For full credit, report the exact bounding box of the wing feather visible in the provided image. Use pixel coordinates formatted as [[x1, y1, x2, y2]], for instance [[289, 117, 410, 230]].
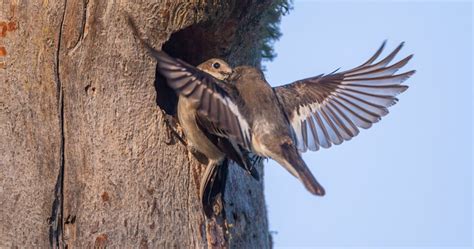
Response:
[[135, 38, 253, 149], [306, 116, 320, 151], [274, 42, 414, 152]]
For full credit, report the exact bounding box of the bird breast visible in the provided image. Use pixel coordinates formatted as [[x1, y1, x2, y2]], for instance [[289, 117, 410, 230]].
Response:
[[177, 97, 224, 161]]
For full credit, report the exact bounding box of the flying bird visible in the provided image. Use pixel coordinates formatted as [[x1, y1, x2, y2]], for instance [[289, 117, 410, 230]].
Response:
[[130, 20, 414, 210]]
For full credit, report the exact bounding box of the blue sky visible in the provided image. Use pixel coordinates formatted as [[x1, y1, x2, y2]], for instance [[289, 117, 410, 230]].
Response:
[[263, 1, 472, 248]]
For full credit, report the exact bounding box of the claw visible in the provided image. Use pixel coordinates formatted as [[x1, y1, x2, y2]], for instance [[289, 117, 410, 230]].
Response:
[[161, 112, 187, 146]]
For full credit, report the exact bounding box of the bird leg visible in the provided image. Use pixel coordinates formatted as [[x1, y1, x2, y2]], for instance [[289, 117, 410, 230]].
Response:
[[161, 112, 187, 146]]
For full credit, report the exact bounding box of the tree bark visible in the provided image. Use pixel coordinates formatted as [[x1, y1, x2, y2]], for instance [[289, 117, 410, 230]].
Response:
[[1, 0, 279, 248]]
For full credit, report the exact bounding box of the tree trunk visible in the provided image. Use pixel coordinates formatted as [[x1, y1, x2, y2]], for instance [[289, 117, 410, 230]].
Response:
[[1, 0, 283, 248]]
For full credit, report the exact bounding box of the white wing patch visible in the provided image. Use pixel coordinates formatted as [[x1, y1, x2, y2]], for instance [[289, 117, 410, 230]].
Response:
[[291, 103, 320, 152], [285, 42, 414, 153], [223, 96, 252, 148]]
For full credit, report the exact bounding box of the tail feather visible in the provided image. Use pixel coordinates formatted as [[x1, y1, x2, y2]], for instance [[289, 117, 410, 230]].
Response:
[[279, 143, 326, 196], [200, 159, 229, 217]]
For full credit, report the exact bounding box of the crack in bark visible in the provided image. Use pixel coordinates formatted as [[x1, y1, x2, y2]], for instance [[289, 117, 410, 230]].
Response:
[[71, 0, 89, 50], [49, 0, 68, 248]]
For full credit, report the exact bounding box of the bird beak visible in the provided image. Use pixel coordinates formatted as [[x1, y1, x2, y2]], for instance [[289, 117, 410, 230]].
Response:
[[223, 70, 233, 80]]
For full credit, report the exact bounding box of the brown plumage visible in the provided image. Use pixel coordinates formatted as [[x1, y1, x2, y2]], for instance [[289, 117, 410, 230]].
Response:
[[130, 20, 414, 211], [274, 41, 414, 151], [177, 58, 259, 217]]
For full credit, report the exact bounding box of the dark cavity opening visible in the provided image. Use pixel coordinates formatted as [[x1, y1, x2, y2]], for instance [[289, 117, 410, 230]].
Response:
[[154, 20, 238, 115]]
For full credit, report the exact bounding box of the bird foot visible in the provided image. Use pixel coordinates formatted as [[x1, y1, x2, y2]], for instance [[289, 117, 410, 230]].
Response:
[[162, 113, 187, 146]]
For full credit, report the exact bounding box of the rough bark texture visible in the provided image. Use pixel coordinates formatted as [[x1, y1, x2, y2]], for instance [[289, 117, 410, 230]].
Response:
[[1, 0, 277, 248]]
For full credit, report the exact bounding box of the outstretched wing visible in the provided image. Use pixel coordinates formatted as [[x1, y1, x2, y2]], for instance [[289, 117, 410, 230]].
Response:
[[133, 35, 252, 150], [274, 41, 415, 152]]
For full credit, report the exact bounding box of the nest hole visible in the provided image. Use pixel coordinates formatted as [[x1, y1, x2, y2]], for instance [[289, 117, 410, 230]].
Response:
[[154, 21, 237, 115]]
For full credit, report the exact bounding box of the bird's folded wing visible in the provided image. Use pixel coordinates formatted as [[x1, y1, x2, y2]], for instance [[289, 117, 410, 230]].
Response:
[[136, 40, 252, 150], [273, 41, 415, 152], [195, 115, 260, 179]]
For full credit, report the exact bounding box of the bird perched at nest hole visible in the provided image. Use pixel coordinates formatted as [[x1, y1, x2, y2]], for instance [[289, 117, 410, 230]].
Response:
[[127, 18, 260, 217], [129, 19, 415, 216], [179, 58, 260, 217]]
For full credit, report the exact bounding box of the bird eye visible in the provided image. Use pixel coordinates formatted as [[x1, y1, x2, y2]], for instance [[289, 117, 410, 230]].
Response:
[[212, 62, 221, 69]]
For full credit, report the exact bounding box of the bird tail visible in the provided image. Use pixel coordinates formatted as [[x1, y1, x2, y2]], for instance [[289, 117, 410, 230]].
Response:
[[200, 159, 229, 218], [278, 143, 326, 196]]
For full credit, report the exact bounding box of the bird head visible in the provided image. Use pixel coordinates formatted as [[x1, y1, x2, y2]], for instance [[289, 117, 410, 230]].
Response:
[[197, 58, 233, 81]]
